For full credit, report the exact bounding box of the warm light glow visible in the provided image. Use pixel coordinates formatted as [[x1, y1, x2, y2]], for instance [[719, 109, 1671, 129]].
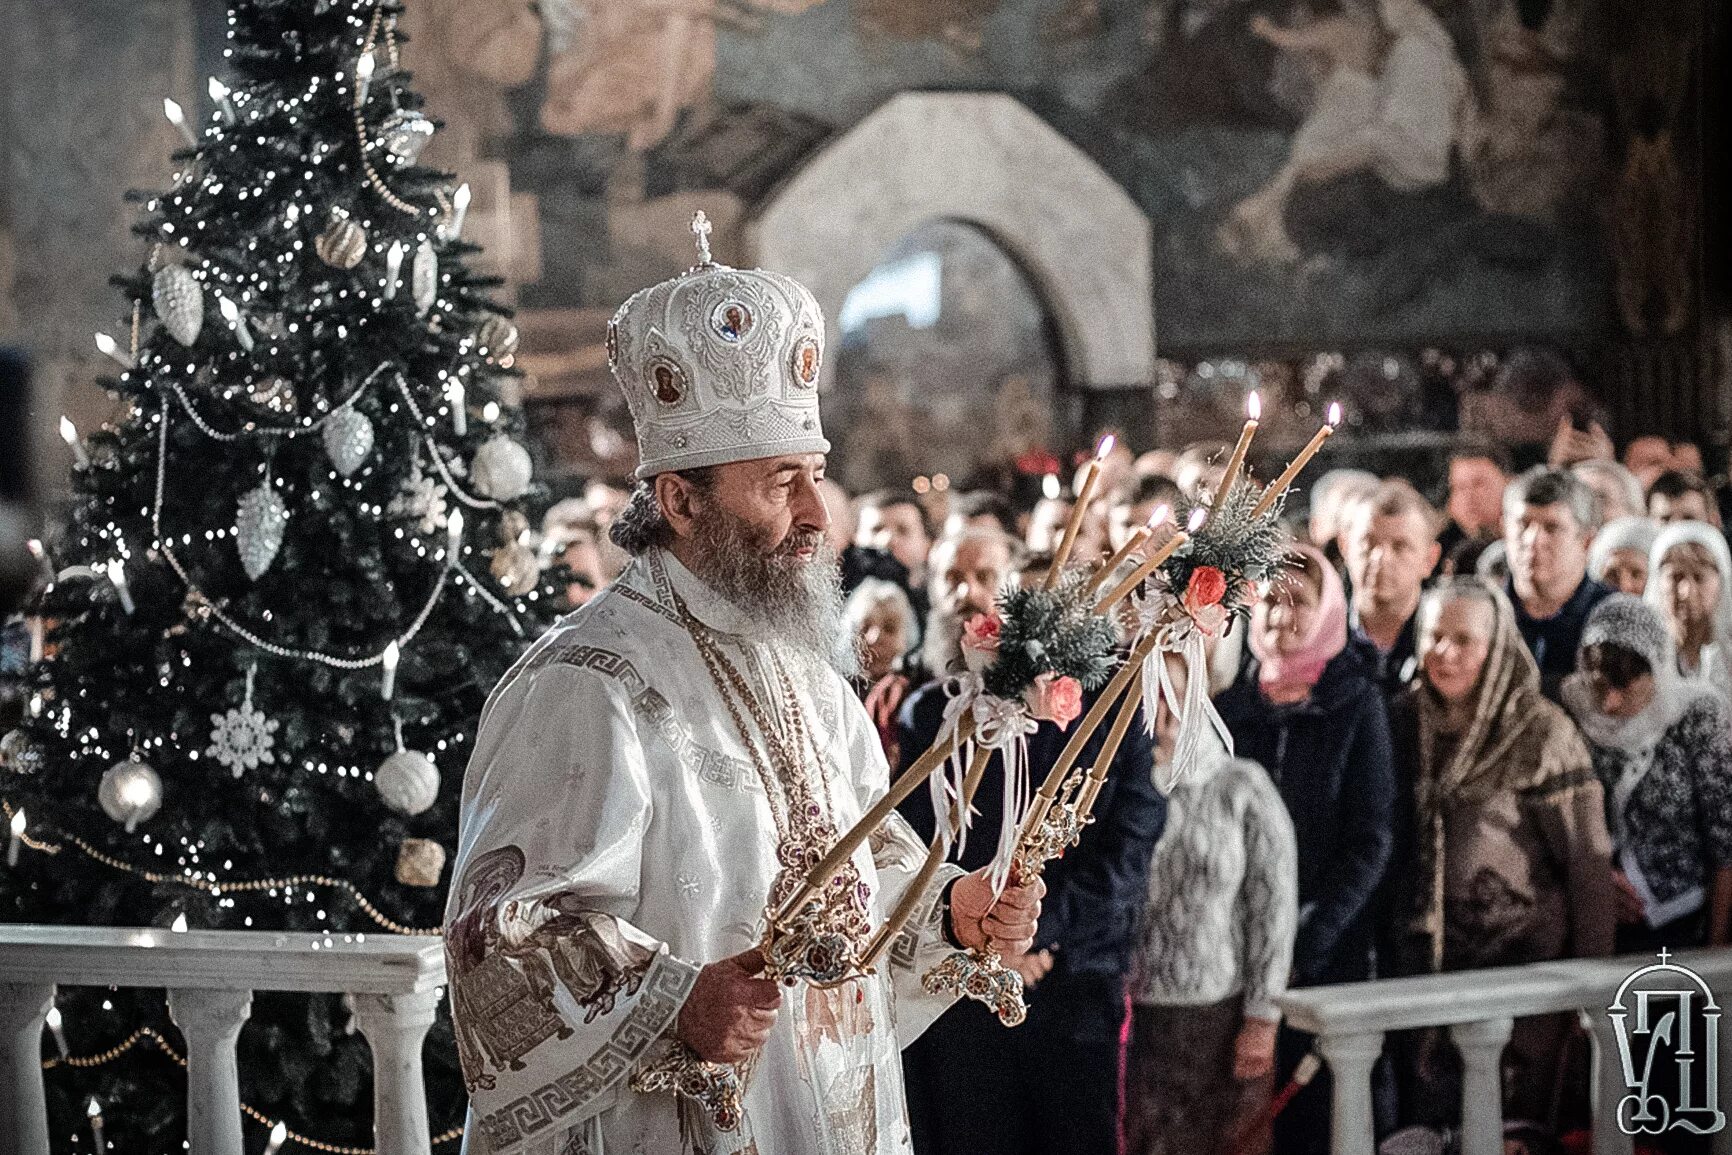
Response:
[[120, 777, 154, 807], [1247, 391, 1262, 421], [10, 810, 25, 837], [217, 295, 241, 323], [1187, 507, 1208, 532], [1327, 401, 1342, 427], [453, 183, 471, 210], [58, 416, 78, 446], [383, 641, 400, 672], [207, 77, 229, 102], [447, 510, 465, 548], [162, 98, 185, 125], [1095, 434, 1116, 460], [267, 1122, 289, 1152], [26, 539, 45, 561], [481, 401, 501, 423], [93, 333, 120, 357], [86, 1099, 102, 1119], [355, 52, 375, 82], [170, 913, 189, 933], [45, 1007, 62, 1030], [1147, 504, 1172, 528], [1042, 473, 1061, 501]]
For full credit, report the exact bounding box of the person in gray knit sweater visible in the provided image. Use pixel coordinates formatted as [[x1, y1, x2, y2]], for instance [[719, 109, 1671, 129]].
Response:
[[1125, 653, 1299, 1155]]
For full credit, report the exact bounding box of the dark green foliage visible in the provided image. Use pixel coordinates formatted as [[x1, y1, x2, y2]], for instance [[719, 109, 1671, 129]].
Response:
[[982, 576, 1119, 700], [1162, 481, 1289, 621], [2, 3, 560, 1151]]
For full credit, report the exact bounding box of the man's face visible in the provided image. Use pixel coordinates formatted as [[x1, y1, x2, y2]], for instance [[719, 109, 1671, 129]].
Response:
[[1448, 457, 1506, 535], [857, 501, 931, 574], [1505, 500, 1590, 601], [698, 454, 831, 560], [932, 537, 1012, 622], [1650, 488, 1716, 526], [1344, 507, 1439, 614], [1624, 436, 1674, 488]]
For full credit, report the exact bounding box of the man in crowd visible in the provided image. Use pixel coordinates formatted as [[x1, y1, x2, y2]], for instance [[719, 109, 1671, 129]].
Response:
[[1648, 468, 1723, 527], [1342, 480, 1441, 699], [447, 225, 1042, 1155], [896, 525, 1168, 1155], [1439, 441, 1510, 566], [1503, 466, 1611, 700], [1623, 434, 1677, 489], [1572, 459, 1646, 525], [857, 488, 935, 590], [1108, 473, 1183, 552], [942, 489, 1019, 540]]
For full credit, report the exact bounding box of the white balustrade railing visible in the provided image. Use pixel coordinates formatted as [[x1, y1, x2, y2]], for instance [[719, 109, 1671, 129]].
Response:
[[0, 925, 448, 1155], [1276, 948, 1732, 1155]]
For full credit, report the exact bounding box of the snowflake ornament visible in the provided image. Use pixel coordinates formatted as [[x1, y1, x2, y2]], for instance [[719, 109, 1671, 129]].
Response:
[[207, 667, 278, 778], [392, 460, 449, 534]]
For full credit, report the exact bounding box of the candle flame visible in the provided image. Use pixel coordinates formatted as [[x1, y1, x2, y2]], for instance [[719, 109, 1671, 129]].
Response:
[[482, 401, 502, 423], [1187, 507, 1208, 532], [170, 913, 188, 933], [217, 295, 241, 323], [1147, 504, 1172, 528], [1095, 434, 1116, 460], [58, 416, 78, 445], [104, 559, 126, 585], [453, 183, 472, 210], [448, 510, 465, 543], [1327, 402, 1342, 427], [26, 539, 45, 560], [270, 1122, 289, 1147], [93, 332, 119, 357], [86, 1098, 102, 1119], [355, 52, 375, 81], [46, 1006, 61, 1029], [383, 640, 400, 670], [1041, 474, 1061, 501], [163, 97, 185, 124], [10, 809, 25, 836], [207, 77, 229, 101], [1247, 391, 1262, 421]]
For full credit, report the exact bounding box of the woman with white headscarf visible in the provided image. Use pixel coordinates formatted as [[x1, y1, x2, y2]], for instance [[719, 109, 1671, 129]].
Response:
[[1587, 516, 1660, 596], [1563, 595, 1732, 950], [1647, 520, 1732, 704]]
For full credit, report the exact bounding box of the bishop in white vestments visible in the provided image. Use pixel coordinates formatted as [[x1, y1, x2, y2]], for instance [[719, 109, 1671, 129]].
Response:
[[445, 217, 1043, 1155]]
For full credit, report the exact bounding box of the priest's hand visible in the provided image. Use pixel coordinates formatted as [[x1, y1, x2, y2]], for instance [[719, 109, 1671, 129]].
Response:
[[677, 948, 782, 1064], [950, 869, 1044, 959]]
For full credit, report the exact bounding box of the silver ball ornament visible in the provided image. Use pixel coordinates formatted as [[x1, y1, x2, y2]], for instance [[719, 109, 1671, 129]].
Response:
[[376, 749, 440, 817], [470, 436, 533, 501], [99, 758, 163, 833]]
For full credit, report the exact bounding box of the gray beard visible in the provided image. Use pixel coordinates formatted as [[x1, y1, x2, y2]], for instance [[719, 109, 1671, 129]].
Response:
[[687, 512, 860, 679]]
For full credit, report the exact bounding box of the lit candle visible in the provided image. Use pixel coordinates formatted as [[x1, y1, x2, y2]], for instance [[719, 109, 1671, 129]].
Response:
[[1044, 434, 1115, 590], [59, 417, 90, 468], [104, 559, 135, 615], [1094, 507, 1206, 614], [7, 809, 24, 868], [45, 1006, 68, 1059], [217, 296, 254, 352], [1211, 390, 1260, 516], [26, 539, 54, 583], [447, 509, 465, 557], [1252, 402, 1341, 519], [265, 1122, 289, 1155], [381, 640, 400, 701], [447, 379, 467, 436], [383, 241, 405, 300], [449, 183, 471, 240], [354, 51, 376, 107], [1081, 504, 1169, 600], [87, 1098, 104, 1150], [94, 332, 133, 370], [207, 77, 236, 123], [163, 98, 197, 146]]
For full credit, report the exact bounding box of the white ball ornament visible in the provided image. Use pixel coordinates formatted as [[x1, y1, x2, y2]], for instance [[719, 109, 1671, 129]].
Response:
[[470, 436, 533, 501], [376, 749, 440, 817], [99, 758, 163, 833]]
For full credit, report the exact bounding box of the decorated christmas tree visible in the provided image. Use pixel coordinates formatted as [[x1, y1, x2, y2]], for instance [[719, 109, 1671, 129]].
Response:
[[0, 3, 561, 1149]]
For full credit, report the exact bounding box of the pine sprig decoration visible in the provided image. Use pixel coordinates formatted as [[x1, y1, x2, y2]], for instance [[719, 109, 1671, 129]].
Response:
[[1162, 480, 1287, 616], [982, 574, 1119, 700]]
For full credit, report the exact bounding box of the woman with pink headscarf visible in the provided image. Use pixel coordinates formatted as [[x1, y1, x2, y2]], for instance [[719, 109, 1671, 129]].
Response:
[[1213, 543, 1397, 1155]]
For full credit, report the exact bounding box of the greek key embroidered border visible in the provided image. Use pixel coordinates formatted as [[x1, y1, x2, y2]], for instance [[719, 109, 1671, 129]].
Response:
[[476, 952, 698, 1148]]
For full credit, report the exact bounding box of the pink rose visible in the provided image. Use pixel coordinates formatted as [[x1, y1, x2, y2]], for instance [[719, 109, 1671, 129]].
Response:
[[1024, 672, 1084, 729], [960, 612, 1003, 674], [1184, 565, 1228, 611], [1189, 601, 1231, 638]]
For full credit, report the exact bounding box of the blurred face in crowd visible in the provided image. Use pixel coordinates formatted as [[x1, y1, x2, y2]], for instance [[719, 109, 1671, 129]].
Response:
[[857, 499, 931, 576], [1026, 498, 1072, 555], [1581, 644, 1657, 719], [1506, 500, 1591, 606], [1650, 487, 1717, 526], [555, 528, 607, 609], [852, 597, 910, 683], [1599, 549, 1650, 597], [1657, 542, 1721, 652], [1674, 442, 1705, 476], [1624, 437, 1674, 488], [1344, 505, 1441, 617], [1448, 456, 1506, 536], [1576, 467, 1637, 525], [1419, 595, 1494, 706], [932, 535, 1013, 623], [1253, 564, 1324, 658]]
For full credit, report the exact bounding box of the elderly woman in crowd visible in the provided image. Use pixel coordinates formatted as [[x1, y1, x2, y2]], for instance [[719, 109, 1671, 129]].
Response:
[[1215, 543, 1395, 1155], [1387, 579, 1614, 1129], [1126, 654, 1297, 1155], [1563, 595, 1732, 951], [1587, 516, 1660, 597], [844, 577, 918, 685], [1647, 521, 1732, 704]]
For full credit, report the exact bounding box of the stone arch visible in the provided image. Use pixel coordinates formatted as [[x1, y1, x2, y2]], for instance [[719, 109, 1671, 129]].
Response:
[[749, 91, 1154, 393]]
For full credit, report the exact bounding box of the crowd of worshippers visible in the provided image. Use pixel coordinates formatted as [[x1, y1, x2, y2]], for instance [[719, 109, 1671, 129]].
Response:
[[535, 430, 1732, 1155]]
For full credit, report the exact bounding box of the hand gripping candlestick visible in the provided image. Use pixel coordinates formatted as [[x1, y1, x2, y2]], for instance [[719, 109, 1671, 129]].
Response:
[[924, 406, 1338, 1025]]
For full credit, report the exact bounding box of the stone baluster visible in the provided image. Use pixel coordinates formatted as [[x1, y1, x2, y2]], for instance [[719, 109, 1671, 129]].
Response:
[[352, 989, 442, 1155], [167, 988, 252, 1155], [1316, 1029, 1384, 1155], [0, 983, 54, 1155], [1587, 1008, 1637, 1155], [1450, 1017, 1513, 1155]]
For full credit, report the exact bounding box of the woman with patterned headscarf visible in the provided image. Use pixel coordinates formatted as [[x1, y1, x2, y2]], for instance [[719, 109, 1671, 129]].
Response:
[[1387, 577, 1613, 1130], [1647, 520, 1732, 705]]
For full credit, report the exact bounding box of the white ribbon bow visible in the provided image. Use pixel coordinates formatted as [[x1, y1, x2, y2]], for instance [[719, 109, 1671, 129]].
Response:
[[1139, 593, 1234, 790], [936, 674, 1039, 894]]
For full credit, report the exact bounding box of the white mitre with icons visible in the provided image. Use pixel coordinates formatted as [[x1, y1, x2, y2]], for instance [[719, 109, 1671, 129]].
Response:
[[606, 212, 829, 480]]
